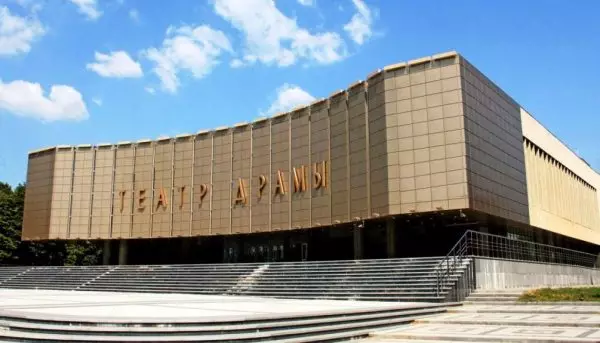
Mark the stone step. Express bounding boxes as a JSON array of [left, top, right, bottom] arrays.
[[462, 301, 521, 305], [468, 292, 523, 296], [0, 311, 445, 342], [470, 289, 528, 293], [464, 296, 520, 302], [0, 307, 448, 334], [451, 305, 600, 314]]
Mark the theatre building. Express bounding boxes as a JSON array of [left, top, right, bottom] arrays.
[[22, 51, 600, 264]]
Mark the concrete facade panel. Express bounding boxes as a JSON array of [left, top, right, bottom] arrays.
[[48, 148, 69, 239], [111, 144, 134, 238], [348, 83, 369, 219], [329, 93, 349, 223], [172, 136, 193, 237], [23, 149, 55, 240], [291, 109, 311, 228], [69, 148, 94, 239], [211, 130, 232, 235], [231, 126, 251, 234], [151, 140, 173, 237], [270, 115, 290, 230], [251, 121, 271, 232], [90, 146, 113, 239], [192, 134, 212, 236], [132, 143, 153, 238], [310, 100, 332, 226]]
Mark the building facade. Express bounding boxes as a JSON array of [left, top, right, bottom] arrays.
[[22, 51, 600, 263]]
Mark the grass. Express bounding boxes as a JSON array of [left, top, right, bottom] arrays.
[[519, 287, 600, 302]]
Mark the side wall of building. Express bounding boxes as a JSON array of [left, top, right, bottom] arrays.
[[460, 58, 529, 225], [521, 109, 600, 244]]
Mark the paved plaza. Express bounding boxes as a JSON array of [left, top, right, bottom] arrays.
[[366, 303, 600, 342], [0, 288, 422, 323]]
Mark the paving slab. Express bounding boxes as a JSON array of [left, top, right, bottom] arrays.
[[452, 304, 600, 314], [416, 312, 600, 328], [372, 323, 600, 342], [359, 339, 489, 343]]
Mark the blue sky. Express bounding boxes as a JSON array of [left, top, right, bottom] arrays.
[[0, 0, 599, 186]]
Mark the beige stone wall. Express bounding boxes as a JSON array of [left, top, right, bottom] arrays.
[[521, 109, 600, 244]]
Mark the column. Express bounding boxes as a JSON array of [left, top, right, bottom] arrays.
[[353, 223, 363, 260], [118, 239, 128, 265], [386, 218, 396, 258], [102, 240, 111, 265], [180, 239, 191, 263]]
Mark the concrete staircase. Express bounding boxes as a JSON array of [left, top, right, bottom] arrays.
[[463, 289, 524, 304], [0, 257, 473, 302]]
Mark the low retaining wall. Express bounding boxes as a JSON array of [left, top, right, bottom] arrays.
[[474, 258, 600, 289]]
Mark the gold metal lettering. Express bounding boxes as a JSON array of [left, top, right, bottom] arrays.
[[274, 170, 286, 195], [234, 178, 247, 205], [313, 161, 328, 189], [118, 190, 126, 213], [198, 184, 208, 206], [258, 175, 267, 199], [293, 166, 307, 192], [178, 186, 186, 210], [137, 189, 146, 211], [156, 188, 168, 210]]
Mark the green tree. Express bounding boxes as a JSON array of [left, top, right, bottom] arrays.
[[0, 182, 23, 263], [64, 241, 101, 266]]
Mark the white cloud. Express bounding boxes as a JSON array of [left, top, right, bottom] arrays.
[[144, 25, 233, 93], [145, 86, 155, 94], [69, 0, 102, 20], [297, 0, 315, 6], [0, 79, 88, 121], [86, 51, 143, 78], [92, 97, 102, 106], [213, 0, 346, 67], [265, 83, 314, 115], [129, 8, 140, 23], [0, 6, 45, 56], [343, 0, 373, 45], [230, 58, 244, 68]]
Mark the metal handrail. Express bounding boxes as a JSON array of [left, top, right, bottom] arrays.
[[435, 230, 469, 297], [435, 230, 599, 301]]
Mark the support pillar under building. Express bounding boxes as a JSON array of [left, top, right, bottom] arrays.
[[118, 240, 128, 265], [353, 224, 363, 260], [102, 240, 111, 265], [386, 218, 396, 258], [180, 239, 191, 262]]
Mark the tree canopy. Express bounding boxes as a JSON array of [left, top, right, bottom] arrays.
[[0, 182, 101, 266]]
